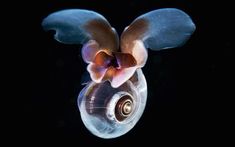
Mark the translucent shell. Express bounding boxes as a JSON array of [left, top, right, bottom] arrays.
[[77, 69, 147, 138]]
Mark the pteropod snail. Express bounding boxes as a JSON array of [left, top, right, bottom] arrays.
[[42, 8, 195, 139]]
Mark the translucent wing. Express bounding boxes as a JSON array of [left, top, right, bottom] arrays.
[[121, 8, 196, 66], [42, 9, 119, 63]]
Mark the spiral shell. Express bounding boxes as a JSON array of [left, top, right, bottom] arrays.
[[77, 69, 147, 138]]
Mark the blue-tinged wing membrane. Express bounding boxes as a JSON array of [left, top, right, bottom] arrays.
[[121, 8, 196, 51], [42, 9, 119, 52]]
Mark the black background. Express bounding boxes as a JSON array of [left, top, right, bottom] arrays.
[[13, 0, 233, 145]]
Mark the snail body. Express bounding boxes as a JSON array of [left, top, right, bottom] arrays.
[[42, 8, 195, 139]]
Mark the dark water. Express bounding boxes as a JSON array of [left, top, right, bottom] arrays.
[[13, 0, 233, 145]]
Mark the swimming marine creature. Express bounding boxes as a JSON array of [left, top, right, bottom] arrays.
[[42, 8, 195, 139]]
